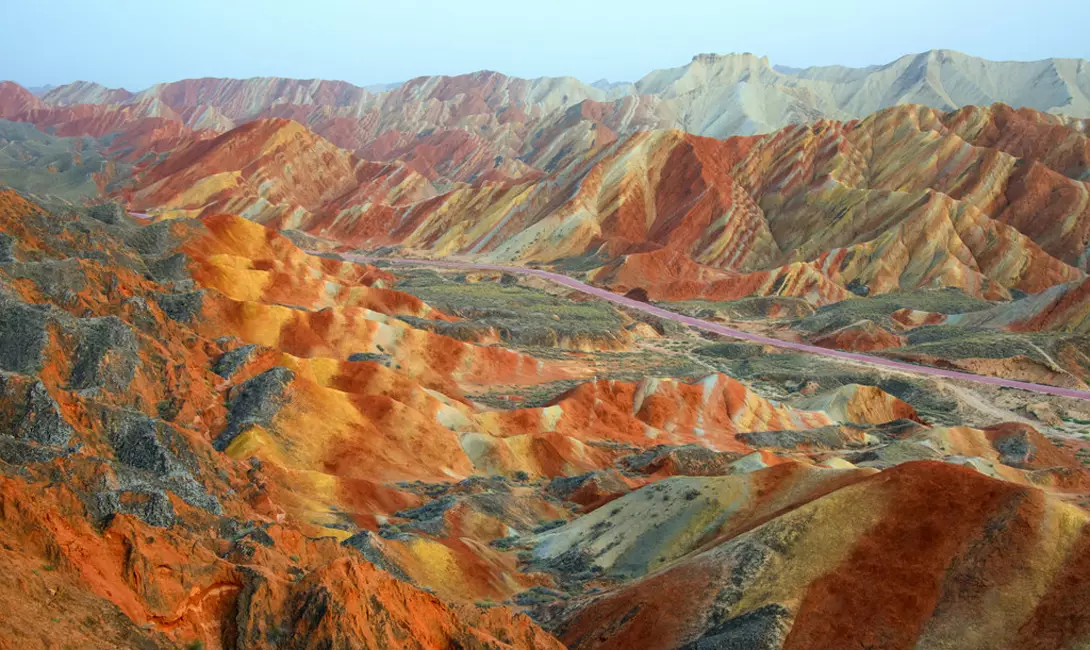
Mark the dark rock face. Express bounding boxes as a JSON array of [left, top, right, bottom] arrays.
[[992, 427, 1036, 467], [119, 296, 161, 335], [346, 352, 393, 366], [341, 531, 413, 583], [0, 437, 65, 464], [621, 445, 741, 476], [69, 316, 138, 393], [0, 232, 14, 264], [846, 279, 871, 297], [95, 488, 177, 528], [681, 603, 792, 650], [514, 586, 566, 607], [229, 568, 279, 649], [397, 316, 485, 343], [5, 259, 89, 306], [215, 367, 295, 451], [546, 472, 598, 500], [153, 290, 204, 323], [111, 414, 178, 475], [213, 344, 260, 379], [87, 202, 126, 225], [0, 358, 72, 468], [146, 253, 191, 284], [393, 495, 457, 536], [0, 372, 74, 447], [739, 426, 867, 451], [237, 525, 276, 548], [396, 494, 457, 522], [623, 287, 650, 303], [0, 297, 48, 375], [124, 221, 177, 257], [103, 410, 222, 517], [156, 396, 183, 422], [159, 473, 222, 516]]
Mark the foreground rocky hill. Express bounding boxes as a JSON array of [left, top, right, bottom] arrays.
[[0, 190, 571, 648], [2, 191, 1090, 648]]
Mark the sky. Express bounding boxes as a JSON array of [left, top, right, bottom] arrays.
[[4, 0, 1089, 90]]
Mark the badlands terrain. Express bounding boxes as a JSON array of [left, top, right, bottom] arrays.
[[2, 50, 1090, 648]]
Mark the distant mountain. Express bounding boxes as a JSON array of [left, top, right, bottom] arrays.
[[37, 50, 1090, 137], [4, 51, 1090, 308], [41, 80, 134, 105], [362, 81, 404, 93], [20, 51, 1089, 190], [25, 84, 56, 97], [110, 103, 1089, 308]]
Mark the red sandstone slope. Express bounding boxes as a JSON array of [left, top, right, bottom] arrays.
[[9, 76, 1090, 346], [945, 104, 1090, 180], [4, 190, 1090, 647], [293, 108, 1087, 302], [0, 81, 213, 167], [555, 461, 1090, 650], [104, 102, 1090, 304], [0, 81, 46, 117], [30, 74, 610, 185], [945, 275, 1090, 332], [731, 106, 1089, 290], [304, 129, 780, 268], [126, 118, 435, 227], [0, 190, 568, 649], [6, 76, 1090, 306], [356, 128, 543, 185]]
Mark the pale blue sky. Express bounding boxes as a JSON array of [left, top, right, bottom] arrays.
[[5, 0, 1089, 89]]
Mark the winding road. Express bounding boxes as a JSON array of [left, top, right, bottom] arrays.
[[352, 255, 1090, 402]]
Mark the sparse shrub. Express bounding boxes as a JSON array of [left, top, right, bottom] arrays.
[[532, 519, 566, 534]]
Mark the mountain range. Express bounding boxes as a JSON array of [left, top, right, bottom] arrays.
[[2, 51, 1090, 321], [8, 50, 1087, 188], [32, 50, 1090, 136], [5, 48, 1090, 649]]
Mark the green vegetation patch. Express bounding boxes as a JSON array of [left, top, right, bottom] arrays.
[[694, 341, 766, 359], [395, 269, 627, 345], [890, 326, 1090, 379], [0, 120, 131, 203], [794, 288, 994, 333], [662, 296, 817, 322]]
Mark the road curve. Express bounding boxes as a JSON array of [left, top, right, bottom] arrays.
[[351, 255, 1090, 402]]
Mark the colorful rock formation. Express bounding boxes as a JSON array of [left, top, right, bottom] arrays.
[[2, 188, 1090, 648], [4, 51, 1090, 647]]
